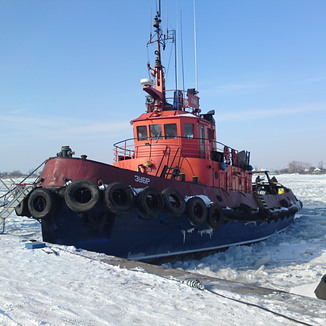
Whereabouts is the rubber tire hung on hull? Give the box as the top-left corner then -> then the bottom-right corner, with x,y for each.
15,197 -> 31,217
137,186 -> 164,219
64,179 -> 100,212
186,196 -> 207,226
104,182 -> 134,215
161,187 -> 186,217
28,188 -> 56,219
207,202 -> 224,229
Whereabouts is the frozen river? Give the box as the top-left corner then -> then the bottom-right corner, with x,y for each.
1,174 -> 326,325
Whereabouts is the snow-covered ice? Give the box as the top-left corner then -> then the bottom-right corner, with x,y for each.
1,174 -> 326,325
165,175 -> 326,295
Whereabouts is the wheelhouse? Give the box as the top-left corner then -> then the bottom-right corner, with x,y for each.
114,98 -> 252,193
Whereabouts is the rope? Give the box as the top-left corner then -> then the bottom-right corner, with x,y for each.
181,279 -> 314,326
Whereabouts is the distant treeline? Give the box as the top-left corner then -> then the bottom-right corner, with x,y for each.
276,161 -> 325,174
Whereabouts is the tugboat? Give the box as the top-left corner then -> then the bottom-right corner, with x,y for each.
16,6 -> 302,261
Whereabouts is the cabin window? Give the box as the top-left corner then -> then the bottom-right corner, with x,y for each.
184,123 -> 194,138
150,124 -> 162,140
137,126 -> 148,141
164,123 -> 177,139
199,125 -> 205,158
199,125 -> 204,142
207,128 -> 214,141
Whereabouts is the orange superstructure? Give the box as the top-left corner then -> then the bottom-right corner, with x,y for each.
113,10 -> 252,193
114,104 -> 252,193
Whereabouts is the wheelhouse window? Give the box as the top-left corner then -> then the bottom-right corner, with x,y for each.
150,124 -> 162,140
199,125 -> 205,143
207,128 -> 214,141
199,125 -> 205,158
184,123 -> 194,138
137,126 -> 148,141
164,123 -> 177,139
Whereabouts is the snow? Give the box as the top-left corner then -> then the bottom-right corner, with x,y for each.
1,174 -> 326,325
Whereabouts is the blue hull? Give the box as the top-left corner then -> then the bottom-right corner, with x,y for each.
41,198 -> 296,260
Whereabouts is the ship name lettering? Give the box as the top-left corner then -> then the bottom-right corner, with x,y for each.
134,175 -> 150,184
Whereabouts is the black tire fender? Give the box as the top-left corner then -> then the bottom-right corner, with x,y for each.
161,187 -> 186,217
258,207 -> 272,220
65,179 -> 100,212
186,197 -> 207,226
15,197 -> 31,217
104,182 -> 134,215
207,202 -> 224,229
137,187 -> 164,219
239,203 -> 253,215
28,188 -> 56,219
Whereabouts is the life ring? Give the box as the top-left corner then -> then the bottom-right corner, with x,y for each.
15,197 -> 31,217
137,164 -> 146,173
27,188 -> 56,219
207,203 -> 224,229
161,187 -> 186,217
104,182 -> 134,215
186,197 -> 207,226
137,187 -> 164,219
64,179 -> 100,212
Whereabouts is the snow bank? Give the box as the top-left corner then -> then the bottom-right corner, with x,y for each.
1,174 -> 326,325
166,174 -> 326,298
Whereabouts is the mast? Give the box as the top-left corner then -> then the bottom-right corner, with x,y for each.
193,0 -> 198,91
141,0 -> 200,114
142,2 -> 174,112
152,11 -> 165,96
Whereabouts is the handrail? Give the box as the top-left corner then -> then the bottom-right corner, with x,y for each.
113,136 -> 250,168
114,136 -> 240,152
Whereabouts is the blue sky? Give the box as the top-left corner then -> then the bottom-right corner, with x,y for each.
1,0 -> 325,172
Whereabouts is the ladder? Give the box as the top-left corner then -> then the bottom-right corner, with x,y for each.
253,191 -> 269,210
0,161 -> 45,233
156,146 -> 182,179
